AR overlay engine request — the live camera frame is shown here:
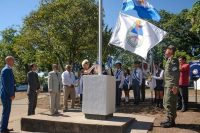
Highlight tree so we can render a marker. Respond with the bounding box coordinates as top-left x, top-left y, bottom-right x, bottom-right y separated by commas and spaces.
188, 0, 200, 35
0, 28, 27, 83
151, 7, 200, 61
14, 0, 99, 71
